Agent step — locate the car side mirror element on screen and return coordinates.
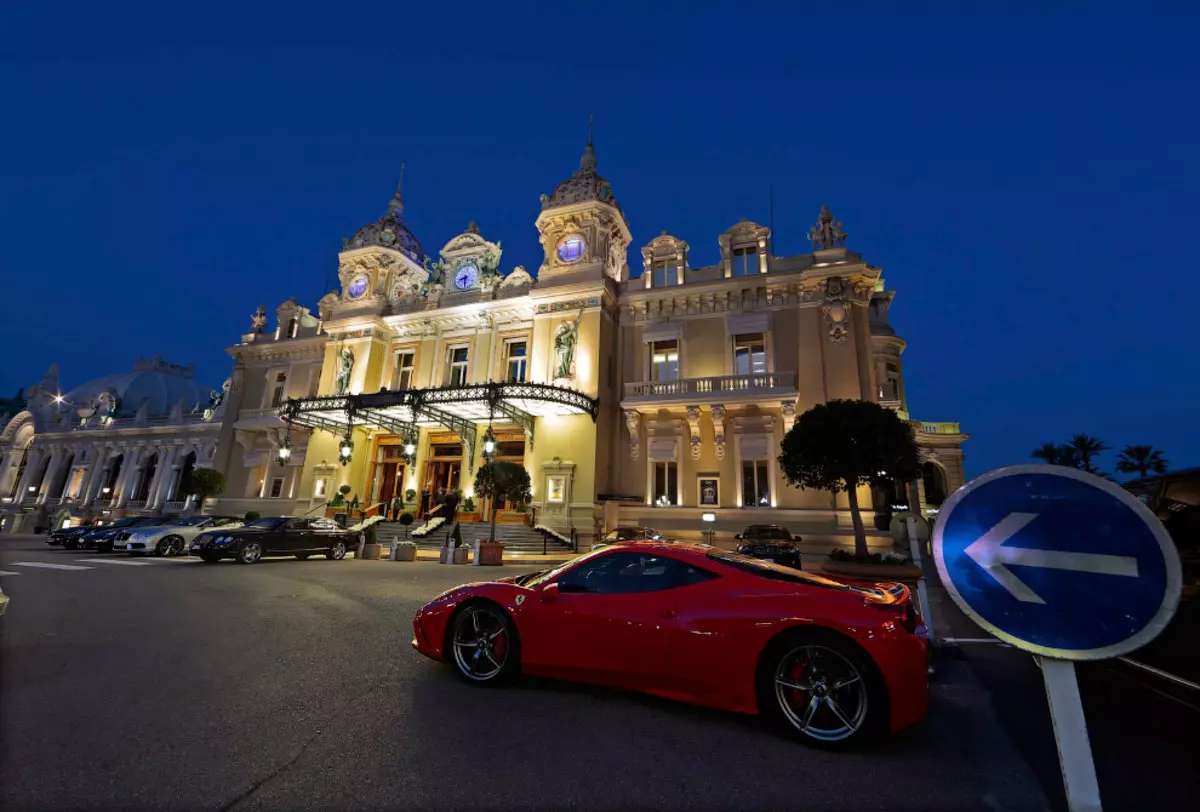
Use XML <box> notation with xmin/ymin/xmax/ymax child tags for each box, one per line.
<box><xmin>541</xmin><ymin>582</ymin><xmax>559</xmax><ymax>603</ymax></box>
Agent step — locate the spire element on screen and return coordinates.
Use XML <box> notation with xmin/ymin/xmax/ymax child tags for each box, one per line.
<box><xmin>579</xmin><ymin>114</ymin><xmax>597</xmax><ymax>174</ymax></box>
<box><xmin>387</xmin><ymin>163</ymin><xmax>406</xmax><ymax>217</ymax></box>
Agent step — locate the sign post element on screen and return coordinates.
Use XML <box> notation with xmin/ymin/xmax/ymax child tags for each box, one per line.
<box><xmin>933</xmin><ymin>465</ymin><xmax>1182</xmax><ymax>812</ymax></box>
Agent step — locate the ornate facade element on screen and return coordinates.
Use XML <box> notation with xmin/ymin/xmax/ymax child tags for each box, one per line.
<box><xmin>204</xmin><ymin>136</ymin><xmax>968</xmax><ymax>548</ymax></box>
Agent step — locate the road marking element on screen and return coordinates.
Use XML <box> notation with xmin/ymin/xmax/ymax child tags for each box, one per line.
<box><xmin>79</xmin><ymin>558</ymin><xmax>156</xmax><ymax>567</ymax></box>
<box><xmin>9</xmin><ymin>561</ymin><xmax>92</xmax><ymax>571</ymax></box>
<box><xmin>964</xmin><ymin>512</ymin><xmax>1139</xmax><ymax>604</ymax></box>
<box><xmin>0</xmin><ymin>570</ymin><xmax>21</xmax><ymax>577</ymax></box>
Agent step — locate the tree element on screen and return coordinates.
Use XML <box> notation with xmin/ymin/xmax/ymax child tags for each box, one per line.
<box><xmin>1030</xmin><ymin>443</ymin><xmax>1081</xmax><ymax>468</ymax></box>
<box><xmin>473</xmin><ymin>461</ymin><xmax>533</xmax><ymax>546</ymax></box>
<box><xmin>1066</xmin><ymin>434</ymin><xmax>1109</xmax><ymax>474</ymax></box>
<box><xmin>778</xmin><ymin>399</ymin><xmax>921</xmax><ymax>556</ymax></box>
<box><xmin>185</xmin><ymin>467</ymin><xmax>226</xmax><ymax>509</ymax></box>
<box><xmin>1115</xmin><ymin>444</ymin><xmax>1169</xmax><ymax>479</ymax></box>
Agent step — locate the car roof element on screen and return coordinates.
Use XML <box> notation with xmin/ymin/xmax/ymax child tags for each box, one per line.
<box><xmin>745</xmin><ymin>524</ymin><xmax>788</xmax><ymax>530</ymax></box>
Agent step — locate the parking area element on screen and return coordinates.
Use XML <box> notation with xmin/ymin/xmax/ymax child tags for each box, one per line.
<box><xmin>0</xmin><ymin>534</ymin><xmax>1054</xmax><ymax>811</ymax></box>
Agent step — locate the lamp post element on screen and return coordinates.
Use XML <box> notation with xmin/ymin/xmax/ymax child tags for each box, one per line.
<box><xmin>482</xmin><ymin>426</ymin><xmax>497</xmax><ymax>546</ymax></box>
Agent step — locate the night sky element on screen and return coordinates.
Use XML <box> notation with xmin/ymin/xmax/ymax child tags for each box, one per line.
<box><xmin>2</xmin><ymin>2</ymin><xmax>1196</xmax><ymax>478</ymax></box>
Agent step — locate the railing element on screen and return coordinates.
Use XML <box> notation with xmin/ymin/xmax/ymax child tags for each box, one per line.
<box><xmin>125</xmin><ymin>500</ymin><xmax>148</xmax><ymax>509</ymax></box>
<box><xmin>919</xmin><ymin>422</ymin><xmax>960</xmax><ymax>435</ymax></box>
<box><xmin>624</xmin><ymin>372</ymin><xmax>796</xmax><ymax>399</ymax></box>
<box><xmin>163</xmin><ymin>501</ymin><xmax>188</xmax><ymax>512</ymax></box>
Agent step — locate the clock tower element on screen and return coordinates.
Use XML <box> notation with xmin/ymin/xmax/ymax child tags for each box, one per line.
<box><xmin>535</xmin><ymin>127</ymin><xmax>631</xmax><ymax>284</ymax></box>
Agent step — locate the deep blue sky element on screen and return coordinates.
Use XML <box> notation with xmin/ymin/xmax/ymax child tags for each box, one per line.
<box><xmin>2</xmin><ymin>2</ymin><xmax>1196</xmax><ymax>478</ymax></box>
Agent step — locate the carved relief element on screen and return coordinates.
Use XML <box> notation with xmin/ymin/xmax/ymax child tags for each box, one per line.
<box><xmin>780</xmin><ymin>400</ymin><xmax>798</xmax><ymax>433</ymax></box>
<box><xmin>709</xmin><ymin>405</ymin><xmax>726</xmax><ymax>460</ymax></box>
<box><xmin>686</xmin><ymin>405</ymin><xmax>702</xmax><ymax>460</ymax></box>
<box><xmin>822</xmin><ymin>277</ymin><xmax>851</xmax><ymax>343</ymax></box>
<box><xmin>624</xmin><ymin>410</ymin><xmax>641</xmax><ymax>460</ymax></box>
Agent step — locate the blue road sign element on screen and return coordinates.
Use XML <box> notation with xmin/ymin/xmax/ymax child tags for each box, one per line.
<box><xmin>933</xmin><ymin>465</ymin><xmax>1182</xmax><ymax>660</ymax></box>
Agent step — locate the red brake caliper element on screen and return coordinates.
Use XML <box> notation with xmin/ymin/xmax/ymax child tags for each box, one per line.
<box><xmin>789</xmin><ymin>652</ymin><xmax>811</xmax><ymax>701</ymax></box>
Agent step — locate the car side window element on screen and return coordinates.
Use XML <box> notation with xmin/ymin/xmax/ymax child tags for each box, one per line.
<box><xmin>283</xmin><ymin>518</ymin><xmax>309</xmax><ymax>531</ymax></box>
<box><xmin>310</xmin><ymin>518</ymin><xmax>337</xmax><ymax>531</ymax></box>
<box><xmin>558</xmin><ymin>553</ymin><xmax>698</xmax><ymax>595</ymax></box>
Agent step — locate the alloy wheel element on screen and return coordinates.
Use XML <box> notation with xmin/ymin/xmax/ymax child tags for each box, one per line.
<box><xmin>241</xmin><ymin>542</ymin><xmax>262</xmax><ymax>564</ymax></box>
<box><xmin>165</xmin><ymin>537</ymin><xmax>183</xmax><ymax>556</ymax></box>
<box><xmin>452</xmin><ymin>606</ymin><xmax>510</xmax><ymax>682</ymax></box>
<box><xmin>774</xmin><ymin>644</ymin><xmax>868</xmax><ymax>742</ymax></box>
<box><xmin>329</xmin><ymin>541</ymin><xmax>346</xmax><ymax>560</ymax></box>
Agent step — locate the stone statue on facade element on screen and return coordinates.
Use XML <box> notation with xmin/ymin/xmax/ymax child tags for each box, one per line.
<box><xmin>553</xmin><ymin>311</ymin><xmax>582</xmax><ymax>379</ymax></box>
<box><xmin>251</xmin><ymin>305</ymin><xmax>268</xmax><ymax>334</ymax></box>
<box><xmin>807</xmin><ymin>206</ymin><xmax>847</xmax><ymax>250</ymax></box>
<box><xmin>335</xmin><ymin>347</ymin><xmax>355</xmax><ymax>394</ymax></box>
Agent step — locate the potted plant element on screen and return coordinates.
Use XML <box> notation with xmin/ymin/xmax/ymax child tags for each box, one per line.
<box><xmin>398</xmin><ymin>511</ymin><xmax>414</xmax><ymax>540</ymax></box>
<box><xmin>187</xmin><ymin>468</ymin><xmax>226</xmax><ymax>513</ymax></box>
<box><xmin>361</xmin><ymin>523</ymin><xmax>383</xmax><ymax>560</ymax></box>
<box><xmin>391</xmin><ymin>540</ymin><xmax>417</xmax><ymax>561</ymax></box>
<box><xmin>458</xmin><ymin>495</ymin><xmax>482</xmax><ymax>523</ymax></box>
<box><xmin>244</xmin><ymin>510</ymin><xmax>261</xmax><ymax>524</ymax></box>
<box><xmin>331</xmin><ymin>484</ymin><xmax>351</xmax><ymax>525</ymax></box>
<box><xmin>472</xmin><ymin>461</ymin><xmax>532</xmax><ymax>566</ymax></box>
<box><xmin>821</xmin><ymin>547</ymin><xmax>922</xmax><ymax>581</ymax></box>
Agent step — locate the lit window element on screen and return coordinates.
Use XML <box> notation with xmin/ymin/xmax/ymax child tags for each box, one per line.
<box><xmin>651</xmin><ymin>259</ymin><xmax>678</xmax><ymax>288</ymax></box>
<box><xmin>557</xmin><ymin>235</ymin><xmax>586</xmax><ymax>263</ymax></box>
<box><xmin>732</xmin><ymin>247</ymin><xmax>758</xmax><ymax>277</ymax></box>
<box><xmin>269</xmin><ymin>477</ymin><xmax>285</xmax><ymax>498</ymax></box>
<box><xmin>650</xmin><ymin>340</ymin><xmax>679</xmax><ymax>382</ymax></box>
<box><xmin>742</xmin><ymin>460</ymin><xmax>771</xmax><ymax>507</ymax></box>
<box><xmin>506</xmin><ymin>341</ymin><xmax>528</xmax><ymax>383</ymax></box>
<box><xmin>733</xmin><ymin>333</ymin><xmax>767</xmax><ymax>376</ymax></box>
<box><xmin>447</xmin><ymin>346</ymin><xmax>469</xmax><ymax>387</ymax></box>
<box><xmin>653</xmin><ymin>461</ymin><xmax>678</xmax><ymax>506</ymax></box>
<box><xmin>270</xmin><ymin>372</ymin><xmax>287</xmax><ymax>407</ymax></box>
<box><xmin>393</xmin><ymin>350</ymin><xmax>416</xmax><ymax>390</ymax></box>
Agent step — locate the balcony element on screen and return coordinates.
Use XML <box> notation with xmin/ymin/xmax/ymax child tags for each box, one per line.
<box><xmin>623</xmin><ymin>372</ymin><xmax>796</xmax><ymax>406</ymax></box>
<box><xmin>918</xmin><ymin>421</ymin><xmax>961</xmax><ymax>435</ymax></box>
<box><xmin>124</xmin><ymin>500</ymin><xmax>148</xmax><ymax>510</ymax></box>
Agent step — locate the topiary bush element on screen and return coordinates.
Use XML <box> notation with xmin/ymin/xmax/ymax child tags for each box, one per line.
<box><xmin>244</xmin><ymin>511</ymin><xmax>261</xmax><ymax>523</ymax></box>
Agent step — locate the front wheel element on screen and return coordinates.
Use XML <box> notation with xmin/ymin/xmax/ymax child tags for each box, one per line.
<box><xmin>450</xmin><ymin>602</ymin><xmax>519</xmax><ymax>685</ymax></box>
<box><xmin>759</xmin><ymin>632</ymin><xmax>886</xmax><ymax>747</ymax></box>
<box><xmin>236</xmin><ymin>541</ymin><xmax>262</xmax><ymax>565</ymax></box>
<box><xmin>156</xmin><ymin>535</ymin><xmax>184</xmax><ymax>557</ymax></box>
<box><xmin>326</xmin><ymin>541</ymin><xmax>347</xmax><ymax>560</ymax></box>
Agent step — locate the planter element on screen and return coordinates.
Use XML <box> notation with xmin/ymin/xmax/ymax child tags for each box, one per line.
<box><xmin>453</xmin><ymin>546</ymin><xmax>469</xmax><ymax>564</ymax></box>
<box><xmin>477</xmin><ymin>542</ymin><xmax>505</xmax><ymax>566</ymax></box>
<box><xmin>440</xmin><ymin>546</ymin><xmax>470</xmax><ymax>564</ymax></box>
<box><xmin>390</xmin><ymin>542</ymin><xmax>416</xmax><ymax>562</ymax></box>
<box><xmin>496</xmin><ymin>511</ymin><xmax>530</xmax><ymax>525</ymax></box>
<box><xmin>361</xmin><ymin>543</ymin><xmax>383</xmax><ymax>560</ymax></box>
<box><xmin>821</xmin><ymin>560</ymin><xmax>922</xmax><ymax>582</ymax></box>
<box><xmin>457</xmin><ymin>511</ymin><xmax>482</xmax><ymax>523</ymax></box>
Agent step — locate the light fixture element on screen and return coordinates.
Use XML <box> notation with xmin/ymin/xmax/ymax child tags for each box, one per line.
<box><xmin>276</xmin><ymin>426</ymin><xmax>293</xmax><ymax>467</ymax></box>
<box><xmin>339</xmin><ymin>434</ymin><xmax>354</xmax><ymax>466</ymax></box>
<box><xmin>701</xmin><ymin>512</ymin><xmax>716</xmax><ymax>522</ymax></box>
<box><xmin>482</xmin><ymin>427</ymin><xmax>496</xmax><ymax>461</ymax></box>
<box><xmin>53</xmin><ymin>393</ymin><xmax>65</xmax><ymax>404</ymax></box>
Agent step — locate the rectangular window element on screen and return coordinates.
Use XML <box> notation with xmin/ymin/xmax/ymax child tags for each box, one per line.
<box><xmin>732</xmin><ymin>247</ymin><xmax>758</xmax><ymax>277</ymax></box>
<box><xmin>651</xmin><ymin>259</ymin><xmax>678</xmax><ymax>288</ymax></box>
<box><xmin>313</xmin><ymin>477</ymin><xmax>328</xmax><ymax>498</ymax></box>
<box><xmin>742</xmin><ymin>460</ymin><xmax>771</xmax><ymax>507</ymax></box>
<box><xmin>446</xmin><ymin>346</ymin><xmax>469</xmax><ymax>387</ymax></box>
<box><xmin>269</xmin><ymin>477</ymin><xmax>285</xmax><ymax>498</ymax></box>
<box><xmin>505</xmin><ymin>341</ymin><xmax>528</xmax><ymax>383</ymax></box>
<box><xmin>392</xmin><ymin>350</ymin><xmax>416</xmax><ymax>390</ymax></box>
<box><xmin>270</xmin><ymin>371</ymin><xmax>288</xmax><ymax>407</ymax></box>
<box><xmin>650</xmin><ymin>340</ymin><xmax>679</xmax><ymax>382</ymax></box>
<box><xmin>733</xmin><ymin>333</ymin><xmax>767</xmax><ymax>376</ymax></box>
<box><xmin>653</xmin><ymin>461</ymin><xmax>678</xmax><ymax>506</ymax></box>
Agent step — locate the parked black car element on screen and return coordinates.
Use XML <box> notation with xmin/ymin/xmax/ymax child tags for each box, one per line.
<box><xmin>735</xmin><ymin>525</ymin><xmax>801</xmax><ymax>568</ymax></box>
<box><xmin>76</xmin><ymin>517</ymin><xmax>170</xmax><ymax>552</ymax></box>
<box><xmin>48</xmin><ymin>523</ymin><xmax>96</xmax><ymax>546</ymax></box>
<box><xmin>190</xmin><ymin>516</ymin><xmax>360</xmax><ymax>564</ymax></box>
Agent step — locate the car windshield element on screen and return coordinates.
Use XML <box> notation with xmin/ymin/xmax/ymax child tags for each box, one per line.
<box><xmin>744</xmin><ymin>527</ymin><xmax>791</xmax><ymax>540</ymax></box>
<box><xmin>244</xmin><ymin>518</ymin><xmax>286</xmax><ymax>530</ymax></box>
<box><xmin>524</xmin><ymin>548</ymin><xmax>610</xmax><ymax>588</ymax></box>
<box><xmin>706</xmin><ymin>549</ymin><xmax>847</xmax><ymax>590</ymax></box>
<box><xmin>169</xmin><ymin>516</ymin><xmax>212</xmax><ymax>526</ymax></box>
<box><xmin>135</xmin><ymin>518</ymin><xmax>171</xmax><ymax>526</ymax></box>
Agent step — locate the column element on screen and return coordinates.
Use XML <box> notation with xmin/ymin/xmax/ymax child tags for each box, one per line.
<box><xmin>107</xmin><ymin>447</ymin><xmax>131</xmax><ymax>506</ymax></box>
<box><xmin>0</xmin><ymin>452</ymin><xmax>15</xmax><ymax>497</ymax></box>
<box><xmin>14</xmin><ymin>449</ymin><xmax>46</xmax><ymax>501</ymax></box>
<box><xmin>83</xmin><ymin>450</ymin><xmax>112</xmax><ymax>506</ymax></box>
<box><xmin>117</xmin><ymin>448</ymin><xmax>145</xmax><ymax>507</ymax></box>
<box><xmin>37</xmin><ymin>451</ymin><xmax>67</xmax><ymax>503</ymax></box>
<box><xmin>147</xmin><ymin>447</ymin><xmax>178</xmax><ymax>509</ymax></box>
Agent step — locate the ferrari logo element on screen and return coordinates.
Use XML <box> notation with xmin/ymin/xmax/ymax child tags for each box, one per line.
<box><xmin>514</xmin><ymin>594</ymin><xmax>526</xmax><ymax>606</ymax></box>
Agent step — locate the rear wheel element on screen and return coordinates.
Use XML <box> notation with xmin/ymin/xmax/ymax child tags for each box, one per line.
<box><xmin>156</xmin><ymin>535</ymin><xmax>184</xmax><ymax>557</ymax></box>
<box><xmin>758</xmin><ymin>631</ymin><xmax>886</xmax><ymax>747</ymax></box>
<box><xmin>326</xmin><ymin>541</ymin><xmax>347</xmax><ymax>561</ymax></box>
<box><xmin>449</xmin><ymin>602</ymin><xmax>519</xmax><ymax>685</ymax></box>
<box><xmin>236</xmin><ymin>542</ymin><xmax>262</xmax><ymax>565</ymax></box>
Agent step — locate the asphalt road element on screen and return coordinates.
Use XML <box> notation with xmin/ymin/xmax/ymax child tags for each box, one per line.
<box><xmin>0</xmin><ymin>535</ymin><xmax>1053</xmax><ymax>812</ymax></box>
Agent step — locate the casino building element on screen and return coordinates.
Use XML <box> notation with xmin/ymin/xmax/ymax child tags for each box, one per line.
<box><xmin>204</xmin><ymin>137</ymin><xmax>967</xmax><ymax>549</ymax></box>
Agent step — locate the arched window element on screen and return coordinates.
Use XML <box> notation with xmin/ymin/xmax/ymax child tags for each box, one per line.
<box><xmin>922</xmin><ymin>461</ymin><xmax>947</xmax><ymax>508</ymax></box>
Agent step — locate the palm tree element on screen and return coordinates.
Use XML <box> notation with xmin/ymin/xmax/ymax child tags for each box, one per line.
<box><xmin>1115</xmin><ymin>445</ymin><xmax>1169</xmax><ymax>479</ymax></box>
<box><xmin>1031</xmin><ymin>443</ymin><xmax>1066</xmax><ymax>465</ymax></box>
<box><xmin>1066</xmin><ymin>434</ymin><xmax>1108</xmax><ymax>474</ymax></box>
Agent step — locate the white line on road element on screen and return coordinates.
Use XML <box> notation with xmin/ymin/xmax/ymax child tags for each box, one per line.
<box><xmin>0</xmin><ymin>570</ymin><xmax>21</xmax><ymax>576</ymax></box>
<box><xmin>79</xmin><ymin>558</ymin><xmax>156</xmax><ymax>567</ymax></box>
<box><xmin>10</xmin><ymin>561</ymin><xmax>92</xmax><ymax>571</ymax></box>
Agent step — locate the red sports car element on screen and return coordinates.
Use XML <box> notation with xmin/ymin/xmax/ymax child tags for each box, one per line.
<box><xmin>412</xmin><ymin>542</ymin><xmax>929</xmax><ymax>746</ymax></box>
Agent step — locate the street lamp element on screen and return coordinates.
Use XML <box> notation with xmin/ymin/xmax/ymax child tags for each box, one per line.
<box><xmin>483</xmin><ymin>430</ymin><xmax>496</xmax><ymax>459</ymax></box>
<box><xmin>339</xmin><ymin>432</ymin><xmax>354</xmax><ymax>466</ymax></box>
<box><xmin>402</xmin><ymin>427</ymin><xmax>418</xmax><ymax>466</ymax></box>
<box><xmin>276</xmin><ymin>432</ymin><xmax>292</xmax><ymax>467</ymax></box>
<box><xmin>482</xmin><ymin>426</ymin><xmax>498</xmax><ymax>545</ymax></box>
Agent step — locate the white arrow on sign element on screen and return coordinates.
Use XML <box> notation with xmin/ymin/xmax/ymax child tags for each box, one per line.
<box><xmin>964</xmin><ymin>512</ymin><xmax>1140</xmax><ymax>604</ymax></box>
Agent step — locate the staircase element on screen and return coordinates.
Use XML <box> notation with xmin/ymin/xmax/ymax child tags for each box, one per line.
<box><xmin>374</xmin><ymin>521</ymin><xmax>573</xmax><ymax>554</ymax></box>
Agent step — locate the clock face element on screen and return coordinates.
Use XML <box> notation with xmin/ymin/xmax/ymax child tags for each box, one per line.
<box><xmin>380</xmin><ymin>228</ymin><xmax>396</xmax><ymax>245</ymax></box>
<box><xmin>454</xmin><ymin>263</ymin><xmax>479</xmax><ymax>290</ymax></box>
<box><xmin>347</xmin><ymin>274</ymin><xmax>369</xmax><ymax>299</ymax></box>
<box><xmin>557</xmin><ymin>235</ymin><xmax>586</xmax><ymax>264</ymax></box>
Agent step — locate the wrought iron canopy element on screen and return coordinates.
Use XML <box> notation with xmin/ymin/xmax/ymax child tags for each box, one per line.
<box><xmin>278</xmin><ymin>382</ymin><xmax>598</xmax><ymax>471</ymax></box>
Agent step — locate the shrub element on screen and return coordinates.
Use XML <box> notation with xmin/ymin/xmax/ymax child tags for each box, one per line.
<box><xmin>244</xmin><ymin>511</ymin><xmax>261</xmax><ymax>523</ymax></box>
<box><xmin>827</xmin><ymin>548</ymin><xmax>910</xmax><ymax>565</ymax></box>
<box><xmin>398</xmin><ymin>512</ymin><xmax>414</xmax><ymax>526</ymax></box>
<box><xmin>463</xmin><ymin>496</ymin><xmax>476</xmax><ymax>512</ymax></box>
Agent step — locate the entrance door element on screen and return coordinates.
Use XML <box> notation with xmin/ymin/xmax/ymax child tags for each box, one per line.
<box><xmin>369</xmin><ymin>445</ymin><xmax>407</xmax><ymax>516</ymax></box>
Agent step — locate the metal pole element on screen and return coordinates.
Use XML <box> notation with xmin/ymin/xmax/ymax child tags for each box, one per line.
<box><xmin>1040</xmin><ymin>657</ymin><xmax>1103</xmax><ymax>812</ymax></box>
<box><xmin>907</xmin><ymin>515</ymin><xmax>937</xmax><ymax>644</ymax></box>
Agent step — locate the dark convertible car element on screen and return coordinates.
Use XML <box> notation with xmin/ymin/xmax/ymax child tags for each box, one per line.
<box><xmin>735</xmin><ymin>524</ymin><xmax>802</xmax><ymax>568</ymax></box>
<box><xmin>190</xmin><ymin>516</ymin><xmax>360</xmax><ymax>564</ymax></box>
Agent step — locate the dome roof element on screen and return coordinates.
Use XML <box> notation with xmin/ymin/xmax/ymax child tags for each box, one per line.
<box><xmin>63</xmin><ymin>357</ymin><xmax>210</xmax><ymax>418</ymax></box>
<box><xmin>343</xmin><ymin>168</ymin><xmax>425</xmax><ymax>264</ymax></box>
<box><xmin>543</xmin><ymin>141</ymin><xmax>620</xmax><ymax>212</ymax></box>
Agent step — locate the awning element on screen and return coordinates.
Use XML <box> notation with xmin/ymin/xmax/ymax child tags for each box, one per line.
<box><xmin>279</xmin><ymin>382</ymin><xmax>599</xmax><ymax>469</ymax></box>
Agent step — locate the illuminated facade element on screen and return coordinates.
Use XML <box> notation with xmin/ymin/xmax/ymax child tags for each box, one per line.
<box><xmin>207</xmin><ymin>137</ymin><xmax>967</xmax><ymax>549</ymax></box>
